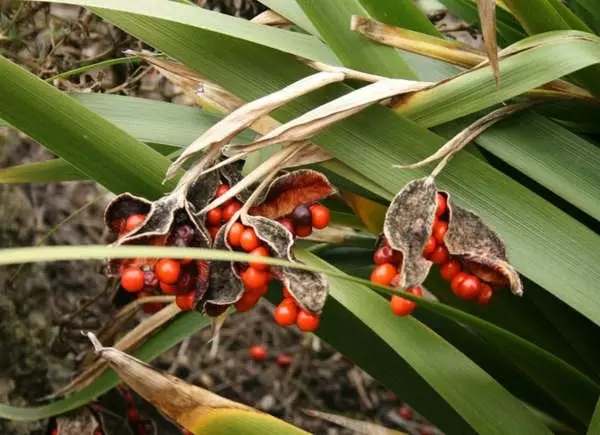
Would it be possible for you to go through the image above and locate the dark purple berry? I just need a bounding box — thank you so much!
[291,204,312,227]
[143,270,158,288]
[177,272,194,291]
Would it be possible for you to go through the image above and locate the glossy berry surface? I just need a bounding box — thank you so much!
[121,267,145,292]
[215,184,229,197]
[241,267,270,290]
[249,345,267,361]
[390,287,422,317]
[155,259,181,284]
[206,208,222,226]
[295,225,312,237]
[422,236,437,257]
[454,275,482,300]
[373,246,393,265]
[175,292,195,310]
[430,245,449,264]
[296,310,320,331]
[240,227,260,252]
[249,246,270,271]
[274,299,298,326]
[124,214,146,233]
[477,283,493,305]
[310,204,330,229]
[208,226,220,239]
[234,291,261,312]
[370,263,397,286]
[440,259,462,281]
[435,193,447,217]
[450,272,469,294]
[291,204,312,227]
[227,222,244,247]
[222,200,242,222]
[432,220,448,243]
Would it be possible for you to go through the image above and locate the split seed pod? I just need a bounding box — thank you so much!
[383,176,522,295]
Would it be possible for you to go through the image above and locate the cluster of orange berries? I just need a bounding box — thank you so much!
[205,183,242,239]
[229,201,330,332]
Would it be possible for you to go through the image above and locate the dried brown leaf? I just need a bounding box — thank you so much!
[250,9,291,26]
[305,409,405,435]
[477,0,500,84]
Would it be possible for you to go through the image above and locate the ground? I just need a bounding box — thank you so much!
[0,1,476,433]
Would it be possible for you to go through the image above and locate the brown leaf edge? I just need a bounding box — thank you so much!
[383,176,437,289]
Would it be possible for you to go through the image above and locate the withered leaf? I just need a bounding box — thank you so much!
[383,177,437,289]
[445,199,523,295]
[250,169,336,220]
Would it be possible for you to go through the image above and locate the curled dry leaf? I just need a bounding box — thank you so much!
[477,0,500,84]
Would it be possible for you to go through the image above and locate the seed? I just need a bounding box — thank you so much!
[296,310,320,331]
[227,222,244,247]
[155,259,181,284]
[397,405,414,421]
[450,272,469,294]
[370,263,397,286]
[373,246,393,265]
[432,220,448,243]
[121,267,145,292]
[159,281,178,295]
[215,184,230,197]
[124,214,146,233]
[430,245,449,264]
[422,236,437,257]
[295,225,312,237]
[249,246,270,271]
[477,283,493,305]
[435,193,447,217]
[176,272,194,291]
[208,226,220,240]
[276,353,293,367]
[291,204,312,227]
[175,292,196,310]
[455,274,482,300]
[440,259,462,281]
[222,200,242,222]
[277,218,295,236]
[240,227,260,252]
[309,203,330,229]
[234,291,261,312]
[274,299,298,326]
[249,344,267,361]
[241,266,270,290]
[390,287,422,317]
[206,208,222,226]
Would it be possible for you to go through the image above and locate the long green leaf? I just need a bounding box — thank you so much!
[0,159,86,183]
[589,398,600,434]
[358,0,442,37]
[0,56,172,198]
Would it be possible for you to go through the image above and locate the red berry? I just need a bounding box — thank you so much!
[241,266,270,290]
[389,287,422,317]
[296,310,320,331]
[277,218,295,236]
[430,245,449,264]
[450,272,469,294]
[51,429,58,435]
[159,281,179,295]
[477,283,493,305]
[455,275,482,300]
[254,284,269,296]
[228,222,244,247]
[127,408,139,421]
[274,299,298,326]
[142,302,164,314]
[435,193,447,217]
[235,291,261,312]
[373,246,393,265]
[249,246,270,271]
[208,226,221,240]
[206,207,222,226]
[276,353,293,367]
[397,404,414,420]
[309,204,330,229]
[440,259,462,281]
[282,286,292,299]
[432,220,448,243]
[370,263,397,286]
[215,184,229,197]
[295,225,312,237]
[121,267,145,292]
[422,236,437,257]
[124,214,146,233]
[155,259,181,284]
[181,257,193,264]
[240,227,260,252]
[222,200,242,222]
[249,344,267,361]
[175,292,196,310]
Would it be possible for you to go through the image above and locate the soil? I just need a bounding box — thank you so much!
[0,1,464,433]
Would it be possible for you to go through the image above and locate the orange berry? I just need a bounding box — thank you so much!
[155,259,181,284]
[296,310,320,331]
[121,267,145,292]
[435,193,447,217]
[370,263,397,286]
[240,227,260,252]
[295,225,312,237]
[309,204,330,229]
[454,274,481,300]
[373,246,393,265]
[228,222,244,247]
[274,299,298,326]
[450,271,469,294]
[215,184,230,197]
[390,287,422,316]
[432,220,448,243]
[276,353,293,367]
[423,236,437,257]
[477,283,493,305]
[206,208,222,226]
[249,344,267,361]
[222,200,242,222]
[159,281,179,295]
[248,246,270,271]
[241,266,270,290]
[175,292,196,310]
[254,284,269,296]
[440,259,462,281]
[124,214,146,233]
[208,226,220,240]
[235,291,261,312]
[430,245,449,264]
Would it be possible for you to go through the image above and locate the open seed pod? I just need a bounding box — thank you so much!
[383,176,522,296]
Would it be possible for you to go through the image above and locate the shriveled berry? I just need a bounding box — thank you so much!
[423,236,437,257]
[309,204,330,229]
[455,275,481,300]
[370,263,397,286]
[215,184,230,197]
[276,353,293,367]
[175,292,196,310]
[235,291,261,312]
[124,214,145,233]
[277,218,295,236]
[155,259,181,284]
[477,283,493,305]
[228,222,244,247]
[241,267,270,290]
[291,204,312,227]
[373,246,393,265]
[295,225,312,237]
[249,344,267,361]
[440,259,461,281]
[121,267,145,292]
[397,405,414,421]
[450,272,469,294]
[249,246,270,271]
[430,245,449,264]
[159,281,178,295]
[296,310,320,331]
[143,270,158,288]
[208,226,220,240]
[206,208,222,226]
[274,299,298,326]
[435,193,447,217]
[222,200,242,222]
[240,227,260,252]
[432,220,448,243]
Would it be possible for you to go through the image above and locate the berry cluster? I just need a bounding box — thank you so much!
[424,193,493,304]
[205,183,242,239]
[229,202,330,332]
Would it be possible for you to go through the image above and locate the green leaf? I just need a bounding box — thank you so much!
[358,0,442,37]
[589,398,600,434]
[0,56,172,199]
[0,159,86,183]
[256,0,321,36]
